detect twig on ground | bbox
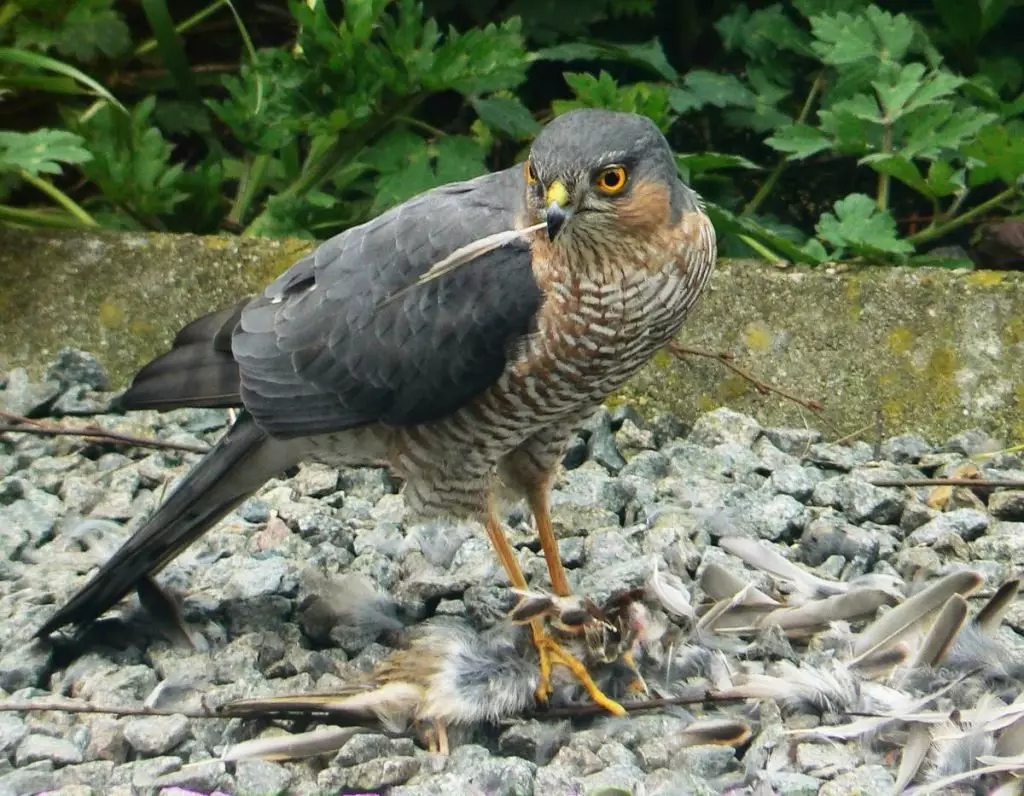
[868,477,1024,489]
[666,342,824,412]
[0,410,210,455]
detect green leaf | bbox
[556,72,673,129]
[676,153,760,174]
[705,204,826,265]
[139,0,200,103]
[815,193,913,258]
[809,7,914,66]
[471,96,540,139]
[764,123,831,159]
[0,130,92,177]
[675,70,756,110]
[0,47,126,113]
[899,104,997,160]
[860,154,931,197]
[13,0,131,62]
[536,38,676,80]
[433,136,487,184]
[925,161,964,198]
[964,123,1024,186]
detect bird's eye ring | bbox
[525,161,539,185]
[594,165,628,195]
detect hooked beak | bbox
[545,179,572,241]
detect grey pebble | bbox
[122,714,190,756]
[688,407,761,449]
[14,735,82,767]
[906,508,990,546]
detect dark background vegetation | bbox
[0,0,1021,265]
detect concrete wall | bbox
[2,228,1023,443]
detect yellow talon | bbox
[531,623,626,716]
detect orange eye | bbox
[594,165,628,194]
[525,161,539,185]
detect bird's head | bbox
[524,109,691,245]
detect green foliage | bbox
[0,129,91,176]
[0,0,1020,264]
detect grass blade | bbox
[0,48,126,113]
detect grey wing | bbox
[232,166,543,437]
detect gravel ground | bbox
[3,349,1024,796]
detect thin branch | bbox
[868,477,1024,489]
[666,341,824,412]
[0,699,218,719]
[0,410,210,455]
[528,690,745,719]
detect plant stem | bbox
[877,121,892,212]
[397,115,446,138]
[133,0,227,58]
[226,153,269,227]
[737,233,781,261]
[0,204,93,228]
[743,72,825,217]
[908,186,1020,246]
[19,170,97,226]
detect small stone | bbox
[795,741,858,775]
[321,756,420,791]
[0,715,27,757]
[15,734,83,767]
[906,508,989,546]
[0,765,57,796]
[810,476,904,524]
[668,743,736,779]
[615,419,656,457]
[333,733,414,767]
[971,522,1024,565]
[799,514,882,567]
[45,348,109,391]
[560,436,587,469]
[880,434,931,463]
[51,386,111,416]
[989,490,1024,520]
[393,745,535,796]
[237,498,270,524]
[151,760,225,792]
[223,556,296,600]
[233,759,293,796]
[768,465,822,502]
[762,426,822,457]
[900,500,939,532]
[0,643,51,692]
[1,367,62,416]
[109,756,182,789]
[806,442,871,472]
[0,495,61,549]
[943,428,1002,457]
[82,716,127,763]
[760,771,822,796]
[293,463,339,498]
[647,411,686,445]
[689,408,761,449]
[752,436,799,472]
[619,450,670,481]
[499,720,571,765]
[818,764,894,796]
[123,714,189,756]
[584,409,626,474]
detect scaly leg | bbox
[527,483,570,597]
[490,493,625,716]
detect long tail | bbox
[36,411,305,637]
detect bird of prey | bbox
[36,108,717,716]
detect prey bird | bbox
[35,109,717,715]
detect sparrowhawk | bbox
[37,108,717,715]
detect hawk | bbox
[37,109,716,715]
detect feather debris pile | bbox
[201,543,1024,796]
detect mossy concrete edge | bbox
[2,228,1022,443]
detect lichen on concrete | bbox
[3,229,1024,443]
[0,228,311,387]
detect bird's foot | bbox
[424,719,450,755]
[530,623,627,716]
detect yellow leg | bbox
[485,499,625,716]
[528,485,570,597]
